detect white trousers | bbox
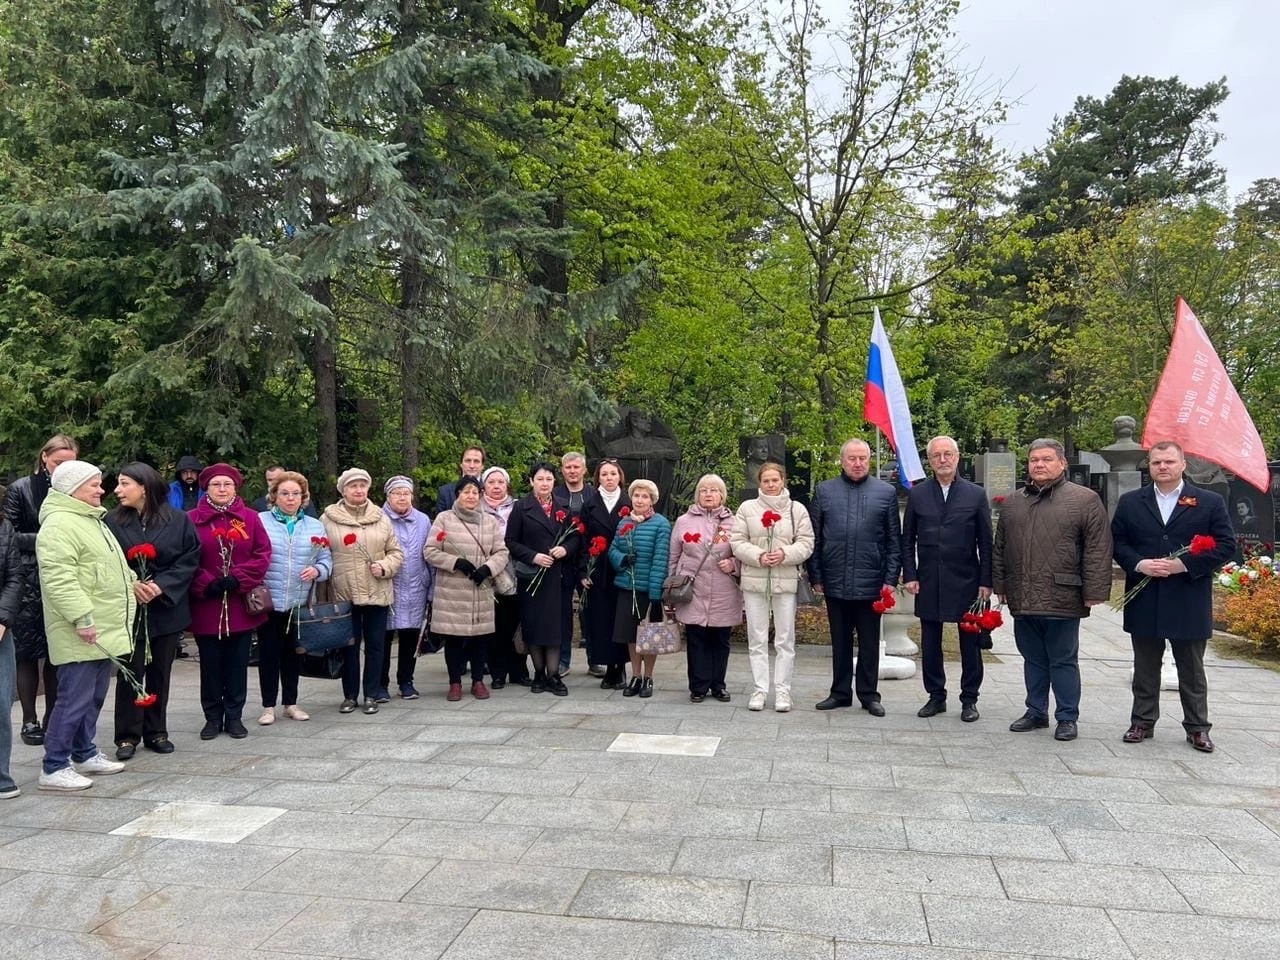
[744,592,797,697]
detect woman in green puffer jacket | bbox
[608,479,671,698]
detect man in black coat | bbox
[1111,440,1235,753]
[902,436,992,723]
[809,438,902,716]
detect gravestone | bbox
[1098,415,1145,518]
[584,407,681,511]
[1227,477,1274,559]
[739,434,786,501]
[975,446,1017,506]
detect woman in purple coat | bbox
[668,475,742,702]
[188,464,272,741]
[380,476,433,701]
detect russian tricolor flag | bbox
[863,307,925,486]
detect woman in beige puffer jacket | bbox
[321,469,404,715]
[423,477,509,701]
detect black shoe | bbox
[200,720,221,740]
[225,718,249,739]
[512,676,532,687]
[960,704,980,723]
[1054,720,1078,741]
[1009,712,1050,733]
[815,697,852,711]
[623,677,642,698]
[530,679,546,693]
[547,676,569,697]
[917,698,946,718]
[711,689,732,703]
[490,679,506,690]
[115,742,137,761]
[690,692,706,703]
[20,722,43,746]
[864,701,886,717]
[639,678,654,699]
[145,737,175,754]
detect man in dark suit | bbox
[1111,440,1235,753]
[902,436,993,722]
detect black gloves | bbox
[453,558,477,577]
[469,564,491,585]
[648,599,665,622]
[618,554,635,569]
[204,575,239,598]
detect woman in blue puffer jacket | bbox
[257,472,332,724]
[608,479,671,698]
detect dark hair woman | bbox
[2,433,78,746]
[188,464,273,740]
[106,463,201,759]
[579,458,631,689]
[505,461,581,695]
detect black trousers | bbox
[445,633,492,684]
[826,597,881,706]
[114,629,180,746]
[685,624,732,695]
[920,619,984,705]
[257,611,302,708]
[488,595,527,682]
[1131,635,1210,733]
[195,631,252,727]
[380,627,420,689]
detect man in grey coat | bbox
[809,439,902,716]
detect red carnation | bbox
[588,536,608,557]
[436,529,447,542]
[134,693,158,708]
[619,506,631,517]
[126,543,158,562]
[343,533,358,546]
[760,510,782,529]
[619,522,635,536]
[871,600,887,614]
[992,495,1006,504]
[555,509,567,523]
[978,609,1004,631]
[574,518,587,535]
[1188,535,1216,555]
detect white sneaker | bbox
[748,691,767,711]
[38,767,93,792]
[775,693,792,713]
[73,753,125,776]
[0,785,20,799]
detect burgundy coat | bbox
[188,498,272,637]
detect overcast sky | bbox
[951,0,1276,197]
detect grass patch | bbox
[905,621,1003,663]
[1210,633,1280,673]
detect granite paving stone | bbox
[1164,869,1280,918]
[758,807,907,848]
[891,764,1026,795]
[242,809,410,852]
[696,779,833,811]
[1055,827,1241,872]
[1211,836,1280,875]
[0,872,156,931]
[0,925,160,960]
[1106,908,1280,959]
[615,800,763,839]
[671,837,832,883]
[354,785,502,821]
[744,879,929,944]
[247,846,433,899]
[261,897,476,960]
[569,870,748,927]
[832,847,1004,897]
[1101,799,1277,840]
[0,829,161,878]
[1015,771,1163,802]
[923,894,1132,959]
[904,819,1068,859]
[338,759,473,787]
[770,758,897,787]
[405,858,587,913]
[96,886,315,950]
[994,858,1192,912]
[484,794,630,829]
[520,827,682,872]
[830,785,971,820]
[382,817,541,861]
[963,794,1123,831]
[239,779,386,813]
[103,837,295,888]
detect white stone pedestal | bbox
[1127,648,1180,690]
[882,591,919,657]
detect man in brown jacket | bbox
[992,439,1112,742]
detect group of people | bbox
[0,428,1231,796]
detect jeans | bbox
[42,659,112,774]
[920,619,984,705]
[342,605,388,701]
[1013,616,1081,722]
[0,632,16,791]
[743,592,796,697]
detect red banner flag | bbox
[1142,298,1269,492]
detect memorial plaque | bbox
[1068,464,1091,487]
[976,451,1017,504]
[1228,476,1274,559]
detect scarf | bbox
[271,505,300,535]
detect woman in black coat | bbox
[579,459,631,689]
[0,517,25,797]
[1,433,79,745]
[106,463,201,759]
[505,462,581,695]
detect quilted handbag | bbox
[636,617,684,655]
[293,586,354,655]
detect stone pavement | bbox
[2,604,1279,960]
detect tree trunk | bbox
[399,258,426,472]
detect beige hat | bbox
[336,467,373,494]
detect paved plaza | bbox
[2,604,1279,959]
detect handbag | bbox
[293,585,354,655]
[636,617,684,655]
[513,559,540,582]
[455,517,516,596]
[661,527,718,605]
[789,503,820,605]
[243,583,274,616]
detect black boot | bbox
[622,676,642,697]
[530,669,546,694]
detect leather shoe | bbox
[1009,712,1049,732]
[863,701,886,717]
[1054,720,1078,741]
[960,704,980,723]
[711,689,731,702]
[115,742,137,761]
[1123,723,1154,743]
[225,718,249,739]
[200,721,221,740]
[815,697,852,711]
[1187,730,1215,753]
[917,698,946,718]
[145,737,175,754]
